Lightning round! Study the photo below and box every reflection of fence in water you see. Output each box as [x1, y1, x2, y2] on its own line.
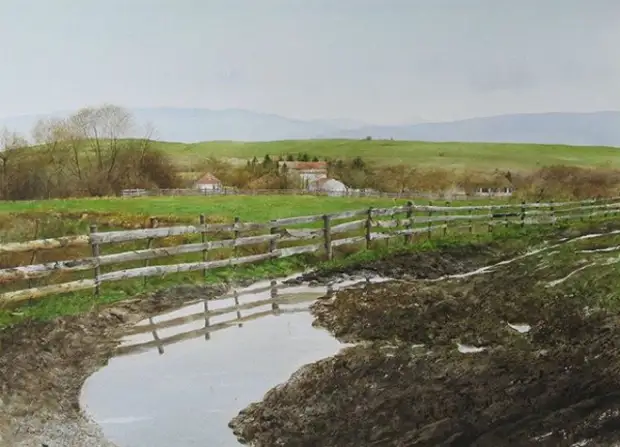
[116, 280, 336, 358]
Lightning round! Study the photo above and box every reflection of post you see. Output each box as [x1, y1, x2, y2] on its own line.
[326, 282, 335, 298]
[203, 300, 211, 340]
[150, 317, 164, 355]
[270, 280, 280, 315]
[234, 290, 243, 327]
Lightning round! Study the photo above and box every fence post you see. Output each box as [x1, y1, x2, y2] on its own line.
[365, 207, 373, 250]
[269, 220, 278, 255]
[468, 208, 473, 233]
[200, 214, 208, 280]
[404, 201, 413, 244]
[550, 200, 555, 225]
[233, 216, 240, 259]
[488, 206, 493, 233]
[443, 201, 449, 237]
[233, 289, 242, 327]
[203, 298, 211, 340]
[520, 201, 526, 228]
[89, 224, 101, 297]
[427, 201, 433, 239]
[149, 317, 164, 355]
[27, 219, 40, 289]
[270, 279, 280, 314]
[143, 217, 158, 287]
[323, 214, 333, 260]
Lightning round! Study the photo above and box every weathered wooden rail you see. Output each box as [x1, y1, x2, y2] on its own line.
[2, 197, 620, 307]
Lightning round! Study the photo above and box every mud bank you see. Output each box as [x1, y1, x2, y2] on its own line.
[0, 284, 229, 446]
[231, 225, 620, 446]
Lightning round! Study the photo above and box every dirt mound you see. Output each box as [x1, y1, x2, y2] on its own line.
[231, 228, 620, 446]
[291, 243, 508, 285]
[231, 340, 620, 446]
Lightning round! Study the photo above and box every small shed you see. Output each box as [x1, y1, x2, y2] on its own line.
[194, 172, 222, 191]
[309, 178, 348, 196]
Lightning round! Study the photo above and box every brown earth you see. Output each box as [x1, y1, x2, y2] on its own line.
[230, 225, 620, 447]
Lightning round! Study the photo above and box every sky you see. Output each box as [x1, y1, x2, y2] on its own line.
[1, 0, 619, 125]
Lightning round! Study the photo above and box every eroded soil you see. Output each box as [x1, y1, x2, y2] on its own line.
[231, 224, 620, 446]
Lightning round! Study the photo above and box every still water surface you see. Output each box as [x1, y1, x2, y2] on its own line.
[80, 276, 387, 447]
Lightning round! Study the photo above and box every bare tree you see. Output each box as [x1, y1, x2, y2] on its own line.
[0, 128, 28, 198]
[67, 104, 133, 191]
[28, 105, 180, 197]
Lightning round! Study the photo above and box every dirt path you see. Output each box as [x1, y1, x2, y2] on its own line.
[230, 224, 620, 446]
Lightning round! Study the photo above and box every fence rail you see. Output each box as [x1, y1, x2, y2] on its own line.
[2, 197, 620, 307]
[121, 187, 513, 200]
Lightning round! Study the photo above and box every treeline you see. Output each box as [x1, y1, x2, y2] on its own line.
[195, 154, 620, 200]
[3, 106, 618, 202]
[0, 105, 181, 200]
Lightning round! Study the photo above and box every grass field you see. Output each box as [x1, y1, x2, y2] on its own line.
[0, 196, 409, 223]
[150, 139, 620, 171]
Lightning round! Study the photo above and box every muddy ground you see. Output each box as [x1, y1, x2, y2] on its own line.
[230, 223, 620, 447]
[0, 234, 524, 447]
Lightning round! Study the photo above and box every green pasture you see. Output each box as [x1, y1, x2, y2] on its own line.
[151, 139, 620, 171]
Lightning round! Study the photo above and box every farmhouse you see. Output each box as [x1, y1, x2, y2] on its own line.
[279, 161, 328, 187]
[194, 172, 223, 191]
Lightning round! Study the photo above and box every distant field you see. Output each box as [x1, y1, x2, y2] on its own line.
[150, 139, 620, 171]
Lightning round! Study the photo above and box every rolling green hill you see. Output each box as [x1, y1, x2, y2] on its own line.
[151, 139, 620, 172]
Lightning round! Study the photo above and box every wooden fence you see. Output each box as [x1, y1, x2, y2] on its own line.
[2, 197, 620, 308]
[121, 187, 510, 200]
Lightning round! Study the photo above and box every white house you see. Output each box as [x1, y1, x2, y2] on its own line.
[194, 172, 222, 191]
[279, 161, 327, 188]
[308, 178, 348, 196]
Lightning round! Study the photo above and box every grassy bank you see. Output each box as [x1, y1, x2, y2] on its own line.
[152, 139, 620, 171]
[0, 220, 581, 328]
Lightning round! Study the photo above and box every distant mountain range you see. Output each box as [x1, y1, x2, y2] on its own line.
[1, 108, 619, 147]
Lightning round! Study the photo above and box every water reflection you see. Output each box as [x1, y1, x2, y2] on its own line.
[115, 278, 342, 358]
[81, 275, 389, 447]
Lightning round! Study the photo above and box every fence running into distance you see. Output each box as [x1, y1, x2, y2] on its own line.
[2, 197, 620, 308]
[120, 187, 511, 200]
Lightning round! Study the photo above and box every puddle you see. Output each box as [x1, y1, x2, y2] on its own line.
[457, 343, 487, 354]
[507, 323, 531, 333]
[79, 275, 390, 447]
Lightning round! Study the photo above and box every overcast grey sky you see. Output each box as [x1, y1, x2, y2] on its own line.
[1, 0, 619, 124]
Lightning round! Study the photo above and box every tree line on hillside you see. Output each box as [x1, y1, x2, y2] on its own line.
[195, 154, 620, 200]
[1, 104, 619, 201]
[0, 105, 180, 200]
